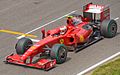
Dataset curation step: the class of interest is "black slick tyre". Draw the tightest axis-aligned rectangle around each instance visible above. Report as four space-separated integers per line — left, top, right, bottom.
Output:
101 19 117 38
15 37 33 55
50 44 67 64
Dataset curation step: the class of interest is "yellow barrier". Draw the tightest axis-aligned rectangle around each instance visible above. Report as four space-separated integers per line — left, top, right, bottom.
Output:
0 29 37 38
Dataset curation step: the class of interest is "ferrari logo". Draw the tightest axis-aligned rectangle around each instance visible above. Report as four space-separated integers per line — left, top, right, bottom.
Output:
80 35 84 42
60 39 64 44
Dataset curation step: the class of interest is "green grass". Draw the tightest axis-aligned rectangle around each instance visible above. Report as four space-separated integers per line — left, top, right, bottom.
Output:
92 57 120 75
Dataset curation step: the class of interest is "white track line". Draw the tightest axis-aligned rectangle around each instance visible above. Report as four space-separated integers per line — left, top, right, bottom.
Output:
114 17 119 20
17 10 77 39
77 52 120 75
30 38 40 42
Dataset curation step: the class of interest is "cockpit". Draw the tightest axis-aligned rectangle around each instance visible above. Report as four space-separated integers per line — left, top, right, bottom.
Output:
67 14 82 26
47 26 68 37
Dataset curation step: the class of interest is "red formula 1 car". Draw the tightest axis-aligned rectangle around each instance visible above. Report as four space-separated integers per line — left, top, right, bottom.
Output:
5 3 117 70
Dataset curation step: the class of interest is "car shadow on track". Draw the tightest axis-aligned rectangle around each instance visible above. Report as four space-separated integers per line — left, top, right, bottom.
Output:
116 32 120 36
64 57 71 63
75 32 120 53
75 38 103 53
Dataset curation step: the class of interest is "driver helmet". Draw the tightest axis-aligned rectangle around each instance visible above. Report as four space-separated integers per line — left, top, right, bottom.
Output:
67 16 74 18
60 26 67 35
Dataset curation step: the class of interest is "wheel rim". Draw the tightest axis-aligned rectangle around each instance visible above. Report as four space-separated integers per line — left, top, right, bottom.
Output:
24 41 32 50
22 41 33 54
109 22 117 36
58 47 66 61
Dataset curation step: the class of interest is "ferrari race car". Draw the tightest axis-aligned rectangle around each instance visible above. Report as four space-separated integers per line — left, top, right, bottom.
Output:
5 3 117 70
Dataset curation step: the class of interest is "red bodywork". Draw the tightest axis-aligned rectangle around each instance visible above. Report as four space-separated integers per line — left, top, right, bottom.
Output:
6 54 56 70
6 21 92 70
28 22 92 56
5 3 109 70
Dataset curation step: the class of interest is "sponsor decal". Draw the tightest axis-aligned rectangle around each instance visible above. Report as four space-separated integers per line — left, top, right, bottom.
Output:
38 62 44 65
30 46 36 50
80 35 84 42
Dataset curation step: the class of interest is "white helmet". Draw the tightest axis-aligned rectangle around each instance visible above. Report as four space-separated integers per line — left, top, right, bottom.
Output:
60 26 67 34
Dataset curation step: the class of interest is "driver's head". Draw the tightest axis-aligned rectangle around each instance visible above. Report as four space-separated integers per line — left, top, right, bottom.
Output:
66 16 74 26
60 26 67 35
67 16 73 18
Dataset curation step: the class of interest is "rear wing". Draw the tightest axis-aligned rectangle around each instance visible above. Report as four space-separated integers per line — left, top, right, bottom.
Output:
83 3 110 22
83 3 93 22
100 5 110 21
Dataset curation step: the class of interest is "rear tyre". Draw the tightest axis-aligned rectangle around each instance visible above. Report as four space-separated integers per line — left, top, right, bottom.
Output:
50 44 67 64
101 19 117 38
15 37 33 55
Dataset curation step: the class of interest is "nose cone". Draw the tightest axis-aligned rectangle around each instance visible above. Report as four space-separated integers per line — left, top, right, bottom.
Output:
20 46 38 61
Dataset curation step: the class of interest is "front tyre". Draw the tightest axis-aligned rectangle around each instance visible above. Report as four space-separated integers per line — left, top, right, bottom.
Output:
50 44 67 64
15 37 33 55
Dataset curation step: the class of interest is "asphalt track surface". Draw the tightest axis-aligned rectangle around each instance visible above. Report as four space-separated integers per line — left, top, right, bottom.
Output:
0 0 120 75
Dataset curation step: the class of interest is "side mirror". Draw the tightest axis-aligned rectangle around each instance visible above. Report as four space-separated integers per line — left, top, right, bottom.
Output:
41 28 45 39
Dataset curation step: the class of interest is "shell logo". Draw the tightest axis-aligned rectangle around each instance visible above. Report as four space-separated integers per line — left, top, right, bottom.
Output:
38 62 44 65
59 39 64 44
80 35 84 42
30 46 36 50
